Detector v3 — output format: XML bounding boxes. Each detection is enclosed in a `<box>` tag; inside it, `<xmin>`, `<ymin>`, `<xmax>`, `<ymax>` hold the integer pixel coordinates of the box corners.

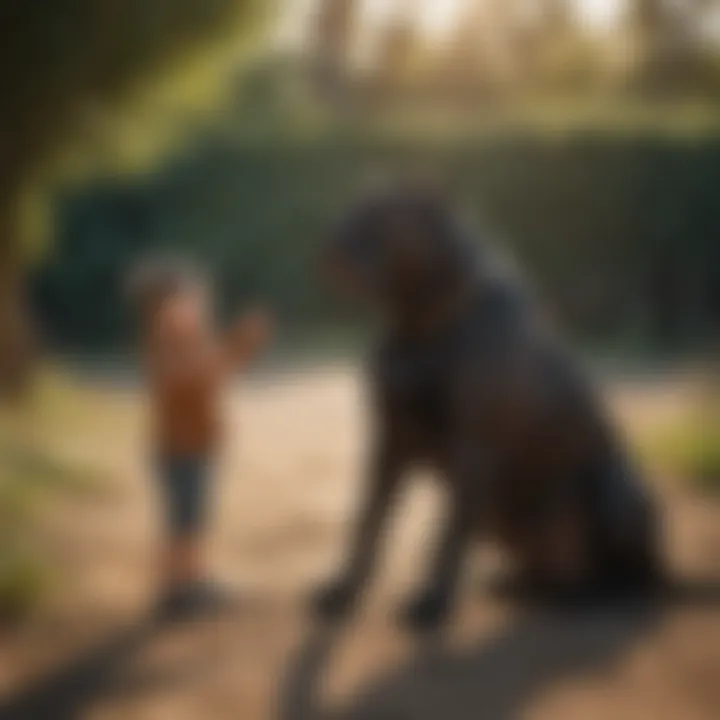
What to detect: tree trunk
<box><xmin>0</xmin><ymin>202</ymin><xmax>37</xmax><ymax>400</ymax></box>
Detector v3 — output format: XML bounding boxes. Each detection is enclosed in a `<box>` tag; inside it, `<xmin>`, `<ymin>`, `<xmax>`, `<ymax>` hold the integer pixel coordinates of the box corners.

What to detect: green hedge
<box><xmin>35</xmin><ymin>130</ymin><xmax>720</xmax><ymax>351</ymax></box>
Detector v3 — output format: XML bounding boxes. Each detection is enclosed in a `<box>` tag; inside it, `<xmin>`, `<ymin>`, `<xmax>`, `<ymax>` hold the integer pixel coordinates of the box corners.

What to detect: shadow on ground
<box><xmin>3</xmin><ymin>581</ymin><xmax>719</xmax><ymax>720</ymax></box>
<box><xmin>279</xmin><ymin>580</ymin><xmax>720</xmax><ymax>720</ymax></box>
<box><xmin>0</xmin><ymin>614</ymin><xmax>238</xmax><ymax>720</ymax></box>
<box><xmin>0</xmin><ymin>620</ymin><xmax>156</xmax><ymax>720</ymax></box>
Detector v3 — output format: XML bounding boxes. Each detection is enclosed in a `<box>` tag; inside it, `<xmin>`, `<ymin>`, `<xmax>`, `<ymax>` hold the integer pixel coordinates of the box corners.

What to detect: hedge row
<box><xmin>34</xmin><ymin>131</ymin><xmax>720</xmax><ymax>351</ymax></box>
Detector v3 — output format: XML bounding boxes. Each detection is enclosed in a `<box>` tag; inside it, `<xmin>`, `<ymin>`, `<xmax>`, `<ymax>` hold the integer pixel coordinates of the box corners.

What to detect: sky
<box><xmin>276</xmin><ymin>0</ymin><xmax>627</xmax><ymax>49</ymax></box>
<box><xmin>364</xmin><ymin>0</ymin><xmax>623</xmax><ymax>38</ymax></box>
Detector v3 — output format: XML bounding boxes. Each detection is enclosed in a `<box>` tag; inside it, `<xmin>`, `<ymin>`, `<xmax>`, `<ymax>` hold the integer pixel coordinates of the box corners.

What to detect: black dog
<box><xmin>315</xmin><ymin>185</ymin><xmax>662</xmax><ymax>632</ymax></box>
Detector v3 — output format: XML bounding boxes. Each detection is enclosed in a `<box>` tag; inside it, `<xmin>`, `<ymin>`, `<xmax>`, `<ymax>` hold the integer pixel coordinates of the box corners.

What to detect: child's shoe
<box><xmin>154</xmin><ymin>580</ymin><xmax>237</xmax><ymax>623</ymax></box>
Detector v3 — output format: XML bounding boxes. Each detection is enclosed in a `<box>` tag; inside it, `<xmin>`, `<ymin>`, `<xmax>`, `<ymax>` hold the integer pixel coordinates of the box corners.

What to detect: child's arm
<box><xmin>223</xmin><ymin>308</ymin><xmax>274</xmax><ymax>372</ymax></box>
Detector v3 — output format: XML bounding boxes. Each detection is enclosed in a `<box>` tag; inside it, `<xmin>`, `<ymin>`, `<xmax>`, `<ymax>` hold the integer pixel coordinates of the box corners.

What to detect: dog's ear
<box><xmin>385</xmin><ymin>204</ymin><xmax>435</xmax><ymax>272</ymax></box>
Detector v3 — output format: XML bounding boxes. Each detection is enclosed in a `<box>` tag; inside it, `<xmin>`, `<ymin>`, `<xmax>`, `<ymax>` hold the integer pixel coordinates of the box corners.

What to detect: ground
<box><xmin>0</xmin><ymin>364</ymin><xmax>719</xmax><ymax>720</ymax></box>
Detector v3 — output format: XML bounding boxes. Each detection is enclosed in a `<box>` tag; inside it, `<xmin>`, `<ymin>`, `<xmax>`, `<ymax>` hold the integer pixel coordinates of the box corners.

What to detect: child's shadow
<box><xmin>0</xmin><ymin>616</ymin><xmax>227</xmax><ymax>720</ymax></box>
<box><xmin>0</xmin><ymin>619</ymin><xmax>155</xmax><ymax>720</ymax></box>
<box><xmin>279</xmin><ymin>581</ymin><xmax>720</xmax><ymax>720</ymax></box>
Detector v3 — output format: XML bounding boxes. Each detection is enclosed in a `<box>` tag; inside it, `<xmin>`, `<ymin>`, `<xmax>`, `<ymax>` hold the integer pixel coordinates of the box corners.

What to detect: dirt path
<box><xmin>1</xmin><ymin>366</ymin><xmax>719</xmax><ymax>720</ymax></box>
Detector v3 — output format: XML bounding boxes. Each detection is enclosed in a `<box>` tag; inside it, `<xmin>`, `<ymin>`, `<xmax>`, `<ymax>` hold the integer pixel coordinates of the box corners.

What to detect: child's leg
<box><xmin>155</xmin><ymin>455</ymin><xmax>238</xmax><ymax>620</ymax></box>
<box><xmin>157</xmin><ymin>455</ymin><xmax>211</xmax><ymax>591</ymax></box>
<box><xmin>164</xmin><ymin>534</ymin><xmax>204</xmax><ymax>588</ymax></box>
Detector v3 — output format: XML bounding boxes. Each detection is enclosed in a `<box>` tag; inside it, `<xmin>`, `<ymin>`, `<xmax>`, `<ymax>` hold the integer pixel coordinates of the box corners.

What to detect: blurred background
<box><xmin>1</xmin><ymin>2</ymin><xmax>720</xmax><ymax>719</ymax></box>
<box><xmin>9</xmin><ymin>0</ymin><xmax>720</xmax><ymax>356</ymax></box>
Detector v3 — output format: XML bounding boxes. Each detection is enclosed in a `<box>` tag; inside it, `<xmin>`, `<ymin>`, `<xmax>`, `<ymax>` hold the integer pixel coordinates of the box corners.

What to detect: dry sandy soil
<box><xmin>0</xmin><ymin>364</ymin><xmax>719</xmax><ymax>720</ymax></box>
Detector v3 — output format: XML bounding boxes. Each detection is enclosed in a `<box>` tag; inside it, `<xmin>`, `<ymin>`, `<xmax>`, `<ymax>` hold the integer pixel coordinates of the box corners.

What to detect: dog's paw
<box><xmin>311</xmin><ymin>578</ymin><xmax>358</xmax><ymax>621</ymax></box>
<box><xmin>397</xmin><ymin>590</ymin><xmax>450</xmax><ymax>633</ymax></box>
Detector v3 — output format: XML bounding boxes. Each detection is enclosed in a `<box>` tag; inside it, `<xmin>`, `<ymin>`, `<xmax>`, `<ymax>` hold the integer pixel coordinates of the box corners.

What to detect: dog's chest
<box><xmin>380</xmin><ymin>346</ymin><xmax>454</xmax><ymax>455</ymax></box>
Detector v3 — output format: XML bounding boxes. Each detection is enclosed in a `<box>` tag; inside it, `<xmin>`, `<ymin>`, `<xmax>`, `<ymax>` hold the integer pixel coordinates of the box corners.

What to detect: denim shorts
<box><xmin>155</xmin><ymin>455</ymin><xmax>211</xmax><ymax>538</ymax></box>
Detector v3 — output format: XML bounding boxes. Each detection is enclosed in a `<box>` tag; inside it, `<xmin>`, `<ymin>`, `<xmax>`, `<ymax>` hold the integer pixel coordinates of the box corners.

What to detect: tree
<box><xmin>310</xmin><ymin>0</ymin><xmax>359</xmax><ymax>101</ymax></box>
<box><xmin>0</xmin><ymin>0</ymin><xmax>266</xmax><ymax>394</ymax></box>
<box><xmin>375</xmin><ymin>17</ymin><xmax>419</xmax><ymax>84</ymax></box>
<box><xmin>625</xmin><ymin>0</ymin><xmax>720</xmax><ymax>95</ymax></box>
<box><xmin>631</xmin><ymin>0</ymin><xmax>669</xmax><ymax>35</ymax></box>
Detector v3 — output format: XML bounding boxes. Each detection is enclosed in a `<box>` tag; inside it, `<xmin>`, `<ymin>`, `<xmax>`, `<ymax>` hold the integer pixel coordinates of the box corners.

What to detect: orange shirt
<box><xmin>146</xmin><ymin>331</ymin><xmax>225</xmax><ymax>457</ymax></box>
<box><xmin>143</xmin><ymin>301</ymin><xmax>271</xmax><ymax>457</ymax></box>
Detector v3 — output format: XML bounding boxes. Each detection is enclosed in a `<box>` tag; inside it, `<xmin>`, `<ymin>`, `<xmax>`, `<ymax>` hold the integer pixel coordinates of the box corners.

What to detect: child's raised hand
<box><xmin>231</xmin><ymin>308</ymin><xmax>274</xmax><ymax>362</ymax></box>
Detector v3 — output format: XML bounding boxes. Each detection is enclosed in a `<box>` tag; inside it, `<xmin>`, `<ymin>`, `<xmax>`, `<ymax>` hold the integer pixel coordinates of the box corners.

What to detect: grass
<box><xmin>670</xmin><ymin>425</ymin><xmax>720</xmax><ymax>496</ymax></box>
<box><xmin>0</xmin><ymin>554</ymin><xmax>47</xmax><ymax>624</ymax></box>
<box><xmin>0</xmin><ymin>439</ymin><xmax>105</xmax><ymax>497</ymax></box>
<box><xmin>639</xmin><ymin>407</ymin><xmax>720</xmax><ymax>497</ymax></box>
<box><xmin>0</xmin><ymin>371</ymin><xmax>110</xmax><ymax>623</ymax></box>
<box><xmin>0</xmin><ymin>442</ymin><xmax>105</xmax><ymax>623</ymax></box>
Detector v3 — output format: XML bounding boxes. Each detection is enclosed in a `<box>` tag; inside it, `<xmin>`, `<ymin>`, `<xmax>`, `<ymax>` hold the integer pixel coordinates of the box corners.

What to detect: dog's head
<box><xmin>322</xmin><ymin>184</ymin><xmax>475</xmax><ymax>323</ymax></box>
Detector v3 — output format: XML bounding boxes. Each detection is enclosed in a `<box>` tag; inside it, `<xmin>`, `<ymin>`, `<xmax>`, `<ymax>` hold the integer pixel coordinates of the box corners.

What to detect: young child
<box><xmin>128</xmin><ymin>260</ymin><xmax>272</xmax><ymax>620</ymax></box>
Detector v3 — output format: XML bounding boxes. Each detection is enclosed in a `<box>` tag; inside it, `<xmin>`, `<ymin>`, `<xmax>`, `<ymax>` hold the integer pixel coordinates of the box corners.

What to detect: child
<box><xmin>128</xmin><ymin>259</ymin><xmax>272</xmax><ymax>620</ymax></box>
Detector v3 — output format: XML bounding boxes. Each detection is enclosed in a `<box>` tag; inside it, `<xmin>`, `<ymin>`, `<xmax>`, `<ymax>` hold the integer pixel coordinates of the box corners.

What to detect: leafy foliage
<box><xmin>642</xmin><ymin>415</ymin><xmax>720</xmax><ymax>496</ymax></box>
<box><xmin>0</xmin><ymin>386</ymin><xmax>109</xmax><ymax>622</ymax></box>
<box><xmin>34</xmin><ymin>125</ymin><xmax>720</xmax><ymax>352</ymax></box>
<box><xmin>0</xmin><ymin>0</ymin><xmax>267</xmax><ymax>246</ymax></box>
<box><xmin>0</xmin><ymin>0</ymin><xmax>268</xmax><ymax>395</ymax></box>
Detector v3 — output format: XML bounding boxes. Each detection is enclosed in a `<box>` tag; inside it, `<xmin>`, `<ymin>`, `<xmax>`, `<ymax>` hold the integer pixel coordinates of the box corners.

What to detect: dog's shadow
<box><xmin>279</xmin><ymin>580</ymin><xmax>720</xmax><ymax>720</ymax></box>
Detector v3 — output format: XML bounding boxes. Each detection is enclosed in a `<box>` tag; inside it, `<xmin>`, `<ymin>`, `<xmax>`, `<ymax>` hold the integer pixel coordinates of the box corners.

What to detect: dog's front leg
<box><xmin>399</xmin><ymin>447</ymin><xmax>488</xmax><ymax>633</ymax></box>
<box><xmin>313</xmin><ymin>442</ymin><xmax>403</xmax><ymax>620</ymax></box>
